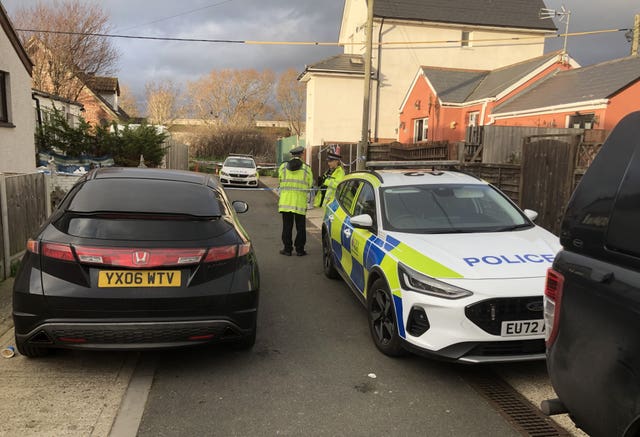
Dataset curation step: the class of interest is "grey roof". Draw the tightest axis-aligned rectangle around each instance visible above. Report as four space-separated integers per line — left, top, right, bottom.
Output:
305 54 365 75
421 67 487 103
374 0 557 31
493 56 640 114
422 52 561 103
468 52 561 100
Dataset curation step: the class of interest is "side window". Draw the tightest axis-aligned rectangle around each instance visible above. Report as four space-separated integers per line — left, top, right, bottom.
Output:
353 183 376 226
0 71 9 124
337 180 360 214
606 150 640 258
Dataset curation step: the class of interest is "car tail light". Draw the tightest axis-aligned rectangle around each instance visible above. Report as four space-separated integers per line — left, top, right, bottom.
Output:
40 242 75 262
544 268 565 347
30 241 251 267
203 242 251 263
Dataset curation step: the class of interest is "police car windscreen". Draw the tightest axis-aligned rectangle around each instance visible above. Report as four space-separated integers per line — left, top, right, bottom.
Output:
225 158 255 168
381 184 528 233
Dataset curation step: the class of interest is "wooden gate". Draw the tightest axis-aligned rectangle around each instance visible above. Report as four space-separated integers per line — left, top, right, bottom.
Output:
520 135 579 235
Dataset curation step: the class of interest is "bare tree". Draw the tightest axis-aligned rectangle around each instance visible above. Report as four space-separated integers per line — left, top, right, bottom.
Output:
13 0 119 101
119 84 140 118
187 69 275 127
275 69 305 137
145 80 182 126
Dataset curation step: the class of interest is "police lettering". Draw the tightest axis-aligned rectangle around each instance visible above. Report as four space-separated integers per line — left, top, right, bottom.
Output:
463 254 555 267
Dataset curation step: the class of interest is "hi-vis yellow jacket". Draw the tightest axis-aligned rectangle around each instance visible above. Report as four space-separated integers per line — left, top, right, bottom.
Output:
278 158 313 215
313 166 345 208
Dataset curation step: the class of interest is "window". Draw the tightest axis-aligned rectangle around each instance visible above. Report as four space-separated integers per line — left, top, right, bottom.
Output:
353 183 377 226
468 111 480 126
337 180 360 214
569 113 596 129
461 31 472 48
414 117 428 142
0 71 8 123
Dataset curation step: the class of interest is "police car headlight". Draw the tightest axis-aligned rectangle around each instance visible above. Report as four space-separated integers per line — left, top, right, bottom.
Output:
398 263 472 299
220 171 229 176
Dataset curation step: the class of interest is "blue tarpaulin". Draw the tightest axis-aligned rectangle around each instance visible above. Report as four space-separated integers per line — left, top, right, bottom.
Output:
38 151 115 174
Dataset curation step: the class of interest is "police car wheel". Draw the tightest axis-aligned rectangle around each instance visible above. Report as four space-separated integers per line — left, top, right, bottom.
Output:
322 232 339 279
367 279 405 357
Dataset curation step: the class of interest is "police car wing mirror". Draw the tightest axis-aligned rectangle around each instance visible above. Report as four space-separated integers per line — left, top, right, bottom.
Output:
523 209 538 222
351 214 374 229
232 200 249 214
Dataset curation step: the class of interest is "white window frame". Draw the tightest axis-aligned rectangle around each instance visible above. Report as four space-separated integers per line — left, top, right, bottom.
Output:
414 117 428 142
468 111 480 126
461 30 472 48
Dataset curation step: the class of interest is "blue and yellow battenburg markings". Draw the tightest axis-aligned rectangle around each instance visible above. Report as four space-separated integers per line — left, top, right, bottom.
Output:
324 173 463 339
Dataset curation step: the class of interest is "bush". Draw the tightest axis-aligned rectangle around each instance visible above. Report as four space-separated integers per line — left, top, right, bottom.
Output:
36 108 168 167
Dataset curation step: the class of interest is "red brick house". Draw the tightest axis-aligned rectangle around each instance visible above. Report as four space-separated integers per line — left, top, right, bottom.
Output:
490 55 640 131
77 74 129 127
398 51 575 144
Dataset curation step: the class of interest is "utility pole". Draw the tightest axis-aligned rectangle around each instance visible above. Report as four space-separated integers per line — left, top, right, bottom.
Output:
357 0 374 171
632 14 640 56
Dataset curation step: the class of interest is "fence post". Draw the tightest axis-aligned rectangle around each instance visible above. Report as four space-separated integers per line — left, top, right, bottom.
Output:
0 174 10 280
43 173 52 217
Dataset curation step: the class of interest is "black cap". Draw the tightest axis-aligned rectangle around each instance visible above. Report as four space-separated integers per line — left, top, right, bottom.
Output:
327 152 341 161
290 146 304 155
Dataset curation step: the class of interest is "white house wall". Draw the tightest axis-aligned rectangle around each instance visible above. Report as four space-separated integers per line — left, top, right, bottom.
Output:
311 0 551 146
371 21 547 141
306 74 363 149
0 33 35 173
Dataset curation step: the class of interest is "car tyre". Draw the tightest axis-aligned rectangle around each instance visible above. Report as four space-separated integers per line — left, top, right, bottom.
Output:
322 231 340 279
15 337 50 358
367 278 405 357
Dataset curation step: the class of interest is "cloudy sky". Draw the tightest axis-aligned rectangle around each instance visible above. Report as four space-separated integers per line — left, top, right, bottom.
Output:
3 0 638 103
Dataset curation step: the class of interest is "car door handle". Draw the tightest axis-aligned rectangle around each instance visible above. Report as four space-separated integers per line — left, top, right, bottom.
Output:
343 228 352 238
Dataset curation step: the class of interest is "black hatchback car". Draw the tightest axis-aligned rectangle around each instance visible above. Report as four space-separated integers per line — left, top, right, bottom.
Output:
13 167 259 357
543 111 640 437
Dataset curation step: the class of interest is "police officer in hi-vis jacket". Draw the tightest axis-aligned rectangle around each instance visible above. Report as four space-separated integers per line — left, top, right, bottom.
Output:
314 150 345 209
278 146 313 256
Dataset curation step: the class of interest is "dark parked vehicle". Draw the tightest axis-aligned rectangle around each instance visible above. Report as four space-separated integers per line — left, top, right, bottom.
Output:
13 168 259 357
543 111 640 437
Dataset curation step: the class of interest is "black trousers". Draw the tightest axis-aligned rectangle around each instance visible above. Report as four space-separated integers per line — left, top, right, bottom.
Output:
281 211 306 253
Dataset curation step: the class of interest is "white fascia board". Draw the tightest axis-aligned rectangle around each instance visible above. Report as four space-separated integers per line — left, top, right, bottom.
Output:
441 98 494 108
378 17 555 35
490 99 609 120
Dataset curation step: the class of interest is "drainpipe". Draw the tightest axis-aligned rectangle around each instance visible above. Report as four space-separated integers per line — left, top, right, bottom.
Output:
1 175 10 279
374 18 384 142
32 93 43 149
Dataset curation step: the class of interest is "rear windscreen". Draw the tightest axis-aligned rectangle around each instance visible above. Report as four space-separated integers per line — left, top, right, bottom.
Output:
56 214 234 241
67 179 224 216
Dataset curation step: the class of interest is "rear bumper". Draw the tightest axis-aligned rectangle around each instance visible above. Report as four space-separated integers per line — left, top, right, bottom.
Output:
14 315 256 351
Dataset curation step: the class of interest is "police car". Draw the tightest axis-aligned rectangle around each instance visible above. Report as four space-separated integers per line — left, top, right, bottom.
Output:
322 169 560 363
219 154 259 187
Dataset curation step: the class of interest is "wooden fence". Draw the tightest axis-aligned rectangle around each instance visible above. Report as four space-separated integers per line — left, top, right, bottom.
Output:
164 139 189 170
0 173 49 279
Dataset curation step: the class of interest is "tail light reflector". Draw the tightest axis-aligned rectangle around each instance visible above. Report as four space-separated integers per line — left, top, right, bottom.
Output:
544 268 565 347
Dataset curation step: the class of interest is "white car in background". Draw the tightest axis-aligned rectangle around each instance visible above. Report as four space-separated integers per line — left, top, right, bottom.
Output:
219 154 259 187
